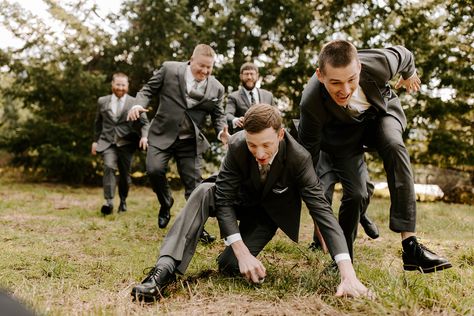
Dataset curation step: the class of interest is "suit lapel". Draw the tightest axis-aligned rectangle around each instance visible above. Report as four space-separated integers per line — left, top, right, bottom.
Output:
176 62 189 109
239 88 251 109
359 76 385 112
250 158 261 191
261 139 286 198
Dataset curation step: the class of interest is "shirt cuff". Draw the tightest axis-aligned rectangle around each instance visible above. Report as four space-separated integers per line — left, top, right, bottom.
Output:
232 118 240 128
131 105 144 111
217 130 223 141
224 233 242 246
334 253 351 263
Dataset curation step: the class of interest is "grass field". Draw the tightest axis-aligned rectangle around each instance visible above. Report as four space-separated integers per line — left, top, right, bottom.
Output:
0 174 473 315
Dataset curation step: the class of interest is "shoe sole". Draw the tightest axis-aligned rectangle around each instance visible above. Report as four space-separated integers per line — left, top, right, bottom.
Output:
403 262 453 273
130 289 160 303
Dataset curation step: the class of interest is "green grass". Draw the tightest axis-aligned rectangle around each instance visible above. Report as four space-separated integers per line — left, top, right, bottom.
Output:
0 175 473 315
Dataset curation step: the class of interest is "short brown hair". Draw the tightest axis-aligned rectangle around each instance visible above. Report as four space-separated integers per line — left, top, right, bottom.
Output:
192 44 216 58
243 104 282 133
112 72 128 82
318 40 358 74
240 62 258 74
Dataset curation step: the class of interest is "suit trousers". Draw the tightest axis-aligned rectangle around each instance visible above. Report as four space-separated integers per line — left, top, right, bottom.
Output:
157 181 278 276
367 115 416 232
317 151 369 259
102 144 134 202
146 139 202 208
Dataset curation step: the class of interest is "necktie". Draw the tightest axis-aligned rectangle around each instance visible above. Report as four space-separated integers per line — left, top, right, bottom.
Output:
249 91 255 105
259 164 270 183
116 98 123 115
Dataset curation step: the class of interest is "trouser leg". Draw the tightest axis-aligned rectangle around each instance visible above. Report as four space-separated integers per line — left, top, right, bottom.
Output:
117 145 134 201
330 153 369 260
146 144 173 208
174 139 202 200
102 146 118 202
371 116 416 232
158 182 216 274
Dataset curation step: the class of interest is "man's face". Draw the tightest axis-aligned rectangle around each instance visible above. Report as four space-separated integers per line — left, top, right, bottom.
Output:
190 54 214 82
240 69 258 90
316 59 361 107
245 127 284 166
111 77 129 98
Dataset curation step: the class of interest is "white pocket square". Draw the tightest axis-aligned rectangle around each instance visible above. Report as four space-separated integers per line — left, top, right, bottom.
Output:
272 187 288 194
211 98 218 102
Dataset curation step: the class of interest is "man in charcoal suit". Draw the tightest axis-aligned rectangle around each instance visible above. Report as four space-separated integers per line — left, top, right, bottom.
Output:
298 40 451 272
127 44 229 243
92 72 149 215
225 62 274 134
130 104 373 302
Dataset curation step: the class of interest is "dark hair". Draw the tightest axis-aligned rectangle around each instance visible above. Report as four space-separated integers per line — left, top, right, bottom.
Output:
112 72 128 82
318 40 359 74
240 62 258 74
243 104 282 133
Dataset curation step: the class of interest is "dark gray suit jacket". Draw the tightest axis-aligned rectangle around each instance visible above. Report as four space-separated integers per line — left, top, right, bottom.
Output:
214 131 349 258
298 46 415 167
94 94 150 153
225 87 274 133
135 61 227 154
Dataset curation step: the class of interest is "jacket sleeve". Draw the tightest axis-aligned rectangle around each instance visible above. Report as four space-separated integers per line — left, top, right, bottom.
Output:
135 65 166 108
298 75 324 169
295 155 349 258
211 84 227 135
214 143 242 238
225 94 238 124
93 98 103 142
139 112 150 138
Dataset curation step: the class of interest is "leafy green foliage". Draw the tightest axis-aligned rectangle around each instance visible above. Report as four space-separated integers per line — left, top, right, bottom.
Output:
0 0 472 184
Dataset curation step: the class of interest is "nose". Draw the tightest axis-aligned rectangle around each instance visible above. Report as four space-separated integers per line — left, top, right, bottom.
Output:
342 82 351 94
255 147 265 159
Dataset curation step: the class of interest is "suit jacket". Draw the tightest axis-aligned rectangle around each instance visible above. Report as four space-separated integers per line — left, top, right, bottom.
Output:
135 61 227 154
94 94 150 153
225 88 274 133
298 46 415 167
214 131 349 258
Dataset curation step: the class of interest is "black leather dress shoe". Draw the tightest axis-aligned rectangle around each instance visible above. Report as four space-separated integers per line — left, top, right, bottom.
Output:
100 203 113 215
131 266 176 302
158 198 174 229
402 237 452 273
118 201 127 213
360 213 379 239
200 229 216 244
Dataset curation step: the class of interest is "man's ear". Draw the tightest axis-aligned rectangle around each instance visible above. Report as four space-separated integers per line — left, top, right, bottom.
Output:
315 68 323 82
278 128 284 140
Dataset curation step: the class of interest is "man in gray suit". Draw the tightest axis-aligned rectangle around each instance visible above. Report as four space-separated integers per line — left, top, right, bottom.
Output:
298 40 451 272
127 44 229 234
225 62 274 134
92 72 149 215
131 104 373 302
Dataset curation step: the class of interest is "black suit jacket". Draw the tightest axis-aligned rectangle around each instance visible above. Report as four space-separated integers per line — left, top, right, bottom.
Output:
135 61 226 154
214 131 349 258
298 46 416 167
94 94 150 153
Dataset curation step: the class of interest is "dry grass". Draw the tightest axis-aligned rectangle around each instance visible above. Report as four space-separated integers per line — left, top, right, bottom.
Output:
0 173 473 315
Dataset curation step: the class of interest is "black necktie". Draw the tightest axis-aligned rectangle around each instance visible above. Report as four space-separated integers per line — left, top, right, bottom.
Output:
249 91 255 105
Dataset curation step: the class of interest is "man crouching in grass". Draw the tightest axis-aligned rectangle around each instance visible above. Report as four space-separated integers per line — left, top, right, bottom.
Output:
131 104 374 302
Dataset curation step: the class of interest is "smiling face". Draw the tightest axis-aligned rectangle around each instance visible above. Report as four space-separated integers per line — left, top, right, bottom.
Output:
111 76 129 98
190 54 215 82
240 69 258 90
316 59 361 107
245 127 284 166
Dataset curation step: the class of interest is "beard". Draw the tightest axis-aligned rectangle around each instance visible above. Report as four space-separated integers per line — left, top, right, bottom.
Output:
242 80 256 90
